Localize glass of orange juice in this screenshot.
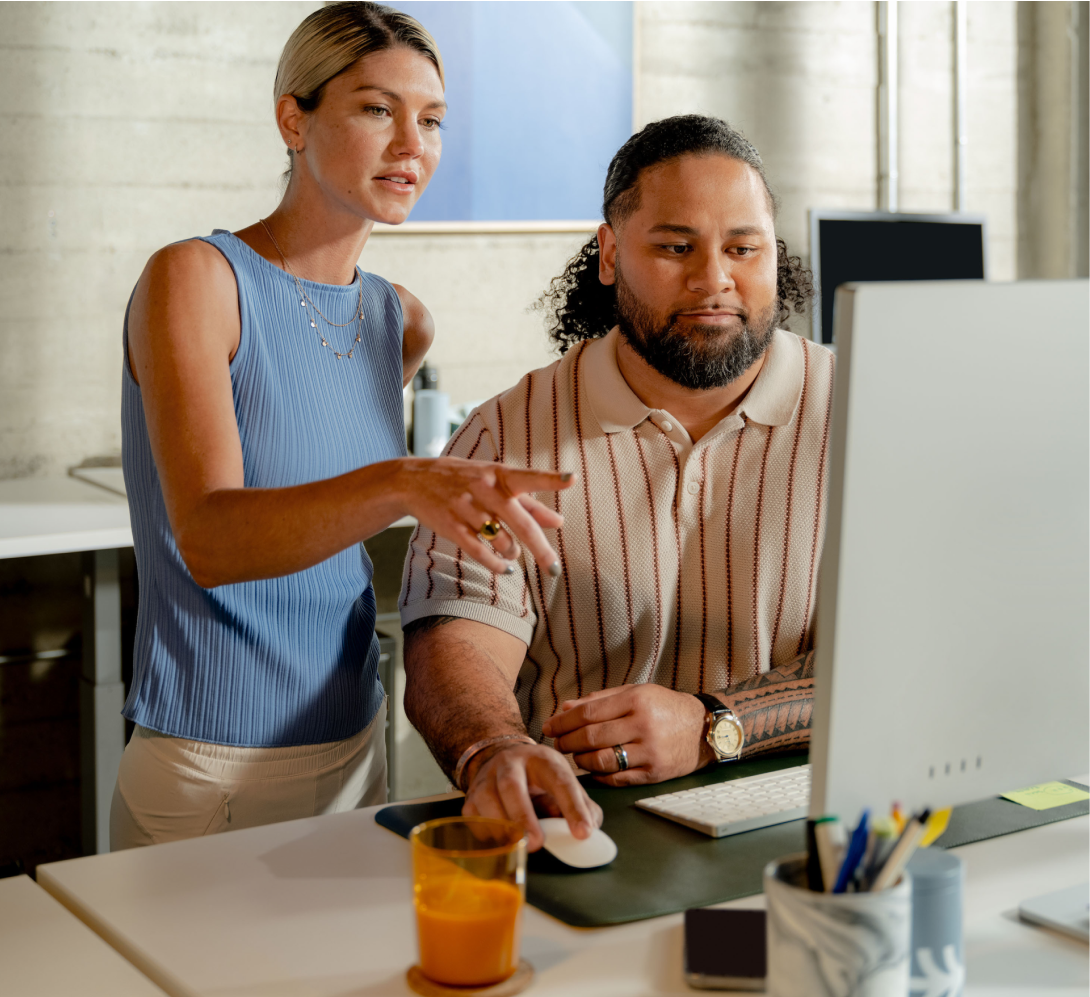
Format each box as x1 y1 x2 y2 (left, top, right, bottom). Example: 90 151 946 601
408 816 530 994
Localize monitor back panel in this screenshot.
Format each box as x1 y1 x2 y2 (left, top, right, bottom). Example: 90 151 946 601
810 280 1090 822
809 212 986 344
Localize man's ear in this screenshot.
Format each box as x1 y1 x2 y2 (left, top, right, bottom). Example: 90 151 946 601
598 223 617 286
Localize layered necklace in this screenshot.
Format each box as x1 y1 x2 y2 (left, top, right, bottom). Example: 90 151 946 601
260 218 363 360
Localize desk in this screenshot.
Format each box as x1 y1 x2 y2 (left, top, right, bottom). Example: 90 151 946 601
0 873 166 995
0 475 132 855
37 795 1088 996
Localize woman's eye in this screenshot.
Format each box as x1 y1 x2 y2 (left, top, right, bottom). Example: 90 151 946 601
365 105 390 118
733 247 755 256
421 117 442 130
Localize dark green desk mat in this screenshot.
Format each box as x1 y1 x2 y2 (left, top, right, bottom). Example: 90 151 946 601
928 778 1089 849
375 756 1089 928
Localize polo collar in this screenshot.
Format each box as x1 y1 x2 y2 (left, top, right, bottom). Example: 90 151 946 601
582 326 806 434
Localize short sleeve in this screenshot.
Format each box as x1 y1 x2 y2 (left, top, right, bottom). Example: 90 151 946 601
398 409 537 645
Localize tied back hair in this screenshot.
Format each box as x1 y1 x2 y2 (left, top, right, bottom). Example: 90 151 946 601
274 2 443 189
537 115 814 354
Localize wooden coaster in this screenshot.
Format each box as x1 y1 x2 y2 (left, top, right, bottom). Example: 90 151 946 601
406 960 534 996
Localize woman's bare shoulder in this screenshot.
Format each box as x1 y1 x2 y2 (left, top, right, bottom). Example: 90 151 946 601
138 238 237 300
128 239 241 377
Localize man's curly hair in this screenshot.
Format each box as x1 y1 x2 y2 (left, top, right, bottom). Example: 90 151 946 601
537 115 814 353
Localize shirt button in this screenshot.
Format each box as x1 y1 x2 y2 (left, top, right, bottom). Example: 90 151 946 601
686 480 700 495
661 420 673 432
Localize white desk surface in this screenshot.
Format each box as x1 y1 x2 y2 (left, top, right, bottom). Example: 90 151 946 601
0 476 132 559
0 873 166 996
36 794 1089 997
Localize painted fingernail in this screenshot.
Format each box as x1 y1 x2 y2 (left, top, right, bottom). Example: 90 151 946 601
548 561 562 577
560 472 574 482
504 563 516 575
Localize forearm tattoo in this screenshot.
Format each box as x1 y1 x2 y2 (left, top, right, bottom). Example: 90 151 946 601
716 650 816 759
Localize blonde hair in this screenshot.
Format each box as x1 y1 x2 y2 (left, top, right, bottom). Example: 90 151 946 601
275 2 444 175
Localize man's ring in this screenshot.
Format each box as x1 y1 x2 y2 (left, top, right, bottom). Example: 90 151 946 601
612 744 630 772
480 519 502 540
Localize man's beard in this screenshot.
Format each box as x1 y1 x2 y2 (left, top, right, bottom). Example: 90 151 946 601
614 264 777 391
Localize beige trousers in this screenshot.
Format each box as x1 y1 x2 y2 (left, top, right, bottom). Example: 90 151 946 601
110 700 387 851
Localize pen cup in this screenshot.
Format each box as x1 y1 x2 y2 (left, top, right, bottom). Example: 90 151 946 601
408 817 533 996
764 854 911 997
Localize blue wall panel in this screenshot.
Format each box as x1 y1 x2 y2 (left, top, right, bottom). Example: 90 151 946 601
393 1 632 221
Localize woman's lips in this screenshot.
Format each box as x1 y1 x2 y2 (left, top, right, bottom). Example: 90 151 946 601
374 169 419 194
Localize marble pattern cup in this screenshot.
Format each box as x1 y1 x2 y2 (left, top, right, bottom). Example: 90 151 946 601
764 854 912 997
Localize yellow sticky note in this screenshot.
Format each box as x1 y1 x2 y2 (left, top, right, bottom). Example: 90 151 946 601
1001 781 1090 811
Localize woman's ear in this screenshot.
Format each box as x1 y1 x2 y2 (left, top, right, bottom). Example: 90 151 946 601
276 93 307 154
598 223 617 286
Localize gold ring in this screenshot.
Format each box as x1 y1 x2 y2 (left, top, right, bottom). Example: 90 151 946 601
479 519 502 540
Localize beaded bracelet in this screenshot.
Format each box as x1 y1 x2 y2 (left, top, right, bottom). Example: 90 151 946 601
453 734 535 792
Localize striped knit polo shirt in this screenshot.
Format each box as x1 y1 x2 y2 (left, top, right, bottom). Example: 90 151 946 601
399 326 835 741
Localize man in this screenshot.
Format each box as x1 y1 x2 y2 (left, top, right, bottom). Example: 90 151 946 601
399 115 833 848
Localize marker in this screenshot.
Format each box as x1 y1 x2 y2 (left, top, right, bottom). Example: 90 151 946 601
918 807 951 847
814 818 843 893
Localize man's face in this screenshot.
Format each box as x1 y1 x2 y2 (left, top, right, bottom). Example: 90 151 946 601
599 154 779 390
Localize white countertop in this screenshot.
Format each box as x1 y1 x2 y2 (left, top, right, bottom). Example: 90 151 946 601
0 874 166 996
36 795 1089 997
0 476 132 558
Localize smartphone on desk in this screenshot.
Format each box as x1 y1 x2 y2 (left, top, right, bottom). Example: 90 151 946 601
684 908 766 990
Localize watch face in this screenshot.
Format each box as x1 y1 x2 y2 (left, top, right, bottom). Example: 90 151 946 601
711 717 743 756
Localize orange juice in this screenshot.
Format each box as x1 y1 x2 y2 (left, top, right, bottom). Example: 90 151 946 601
415 874 523 986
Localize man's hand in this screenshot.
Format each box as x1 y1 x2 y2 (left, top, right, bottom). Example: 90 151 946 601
462 742 603 852
541 684 711 786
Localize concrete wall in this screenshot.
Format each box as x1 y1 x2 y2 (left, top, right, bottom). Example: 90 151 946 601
1017 1 1090 279
0 1 1042 482
638 1 1020 288
0 1 321 479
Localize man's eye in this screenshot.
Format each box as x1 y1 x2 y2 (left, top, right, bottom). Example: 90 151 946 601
664 245 689 255
733 247 755 256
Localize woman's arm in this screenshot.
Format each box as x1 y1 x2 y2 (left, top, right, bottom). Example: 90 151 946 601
394 283 434 387
128 242 572 589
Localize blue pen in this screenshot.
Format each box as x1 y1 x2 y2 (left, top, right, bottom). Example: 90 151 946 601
832 809 870 894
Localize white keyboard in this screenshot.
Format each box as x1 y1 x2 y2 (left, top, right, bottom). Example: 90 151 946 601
635 764 811 838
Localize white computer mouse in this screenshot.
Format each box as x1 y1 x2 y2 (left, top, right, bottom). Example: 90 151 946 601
537 818 618 869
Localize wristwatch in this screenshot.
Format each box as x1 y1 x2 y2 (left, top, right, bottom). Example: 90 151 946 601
694 692 745 762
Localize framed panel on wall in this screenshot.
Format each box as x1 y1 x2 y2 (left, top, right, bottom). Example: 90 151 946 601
390 1 633 226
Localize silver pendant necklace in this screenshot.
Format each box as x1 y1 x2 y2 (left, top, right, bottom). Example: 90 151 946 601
260 218 363 360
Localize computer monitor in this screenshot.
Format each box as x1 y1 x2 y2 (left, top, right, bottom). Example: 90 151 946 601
809 211 987 345
809 279 1090 822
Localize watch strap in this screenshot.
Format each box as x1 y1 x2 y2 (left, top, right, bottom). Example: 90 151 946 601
693 692 729 716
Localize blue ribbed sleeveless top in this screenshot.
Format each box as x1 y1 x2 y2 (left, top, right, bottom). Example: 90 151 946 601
121 230 406 746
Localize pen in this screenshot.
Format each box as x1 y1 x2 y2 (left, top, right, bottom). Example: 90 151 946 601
860 816 899 889
832 809 870 894
870 808 930 892
806 819 824 891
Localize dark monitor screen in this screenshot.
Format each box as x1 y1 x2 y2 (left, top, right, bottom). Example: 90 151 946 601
812 214 986 343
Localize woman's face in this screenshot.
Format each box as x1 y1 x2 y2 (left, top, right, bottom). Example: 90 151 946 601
283 46 445 225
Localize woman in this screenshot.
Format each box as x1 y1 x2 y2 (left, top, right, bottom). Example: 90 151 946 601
111 2 572 849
